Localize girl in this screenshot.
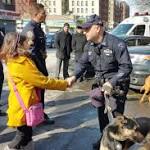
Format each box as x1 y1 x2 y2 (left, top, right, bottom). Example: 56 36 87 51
1 32 70 150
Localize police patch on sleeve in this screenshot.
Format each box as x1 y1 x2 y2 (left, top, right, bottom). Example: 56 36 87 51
118 42 125 50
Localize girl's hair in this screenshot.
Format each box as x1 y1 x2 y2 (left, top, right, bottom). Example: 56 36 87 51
0 32 30 60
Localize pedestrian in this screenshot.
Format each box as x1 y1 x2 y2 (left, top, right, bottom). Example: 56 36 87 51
22 3 54 124
72 25 87 82
0 28 6 116
55 23 72 79
1 32 71 150
67 14 132 150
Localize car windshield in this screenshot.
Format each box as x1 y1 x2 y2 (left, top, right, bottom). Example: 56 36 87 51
111 24 134 36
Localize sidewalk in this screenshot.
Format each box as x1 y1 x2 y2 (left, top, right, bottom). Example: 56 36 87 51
0 50 150 150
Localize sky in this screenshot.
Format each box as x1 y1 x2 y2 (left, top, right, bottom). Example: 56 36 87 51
121 0 150 16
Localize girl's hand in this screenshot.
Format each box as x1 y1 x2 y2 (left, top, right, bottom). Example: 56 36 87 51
65 76 76 87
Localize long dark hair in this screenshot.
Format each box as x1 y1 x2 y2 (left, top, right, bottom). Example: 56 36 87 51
0 32 31 61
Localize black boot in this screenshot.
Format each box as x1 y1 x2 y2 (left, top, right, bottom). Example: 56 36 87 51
43 113 55 125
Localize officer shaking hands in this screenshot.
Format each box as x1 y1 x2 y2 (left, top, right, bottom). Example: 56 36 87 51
68 14 132 150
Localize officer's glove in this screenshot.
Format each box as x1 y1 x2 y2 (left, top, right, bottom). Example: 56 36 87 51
102 82 113 96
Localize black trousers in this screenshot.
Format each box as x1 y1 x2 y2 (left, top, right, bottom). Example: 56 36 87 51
9 125 32 149
97 96 126 133
96 80 130 133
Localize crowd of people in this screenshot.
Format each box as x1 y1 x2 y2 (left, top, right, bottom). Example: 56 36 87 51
0 3 132 150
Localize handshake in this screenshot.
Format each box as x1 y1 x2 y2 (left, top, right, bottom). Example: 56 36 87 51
65 76 114 96
65 76 77 87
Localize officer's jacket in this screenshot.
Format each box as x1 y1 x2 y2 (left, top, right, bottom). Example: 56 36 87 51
75 32 132 87
22 20 48 76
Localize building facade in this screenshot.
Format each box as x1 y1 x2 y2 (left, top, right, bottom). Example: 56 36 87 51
0 0 20 32
37 0 69 15
120 1 129 21
69 0 99 17
108 0 129 29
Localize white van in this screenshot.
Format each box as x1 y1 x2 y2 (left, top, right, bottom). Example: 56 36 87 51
111 14 150 37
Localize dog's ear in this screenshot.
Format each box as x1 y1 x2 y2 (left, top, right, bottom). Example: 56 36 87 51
108 125 119 134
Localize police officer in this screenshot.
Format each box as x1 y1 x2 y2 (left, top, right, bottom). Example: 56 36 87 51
22 3 54 124
72 25 87 81
68 14 132 149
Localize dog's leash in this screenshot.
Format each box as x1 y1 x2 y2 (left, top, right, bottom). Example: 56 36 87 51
104 94 114 122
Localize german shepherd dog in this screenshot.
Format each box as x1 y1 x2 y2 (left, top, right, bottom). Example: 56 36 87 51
140 75 150 103
99 116 150 150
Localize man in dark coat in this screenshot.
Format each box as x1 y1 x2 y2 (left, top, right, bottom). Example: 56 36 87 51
55 23 72 79
22 3 54 124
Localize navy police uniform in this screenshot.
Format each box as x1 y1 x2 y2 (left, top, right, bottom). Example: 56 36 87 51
75 32 132 132
22 20 48 108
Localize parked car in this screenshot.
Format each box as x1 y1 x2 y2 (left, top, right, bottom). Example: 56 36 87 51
46 32 55 48
128 46 150 90
119 35 150 47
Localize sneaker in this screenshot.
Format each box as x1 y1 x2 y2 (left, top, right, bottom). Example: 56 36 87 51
43 113 55 125
0 110 6 116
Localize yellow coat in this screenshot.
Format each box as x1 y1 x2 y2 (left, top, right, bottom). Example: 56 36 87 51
7 56 67 127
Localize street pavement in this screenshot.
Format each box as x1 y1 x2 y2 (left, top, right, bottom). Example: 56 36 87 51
0 49 150 150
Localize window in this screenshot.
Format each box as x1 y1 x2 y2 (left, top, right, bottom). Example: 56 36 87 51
49 1 51 5
77 8 80 13
85 1 88 6
91 8 94 13
126 39 137 46
49 8 51 13
138 38 150 46
54 8 56 13
2 0 12 4
81 1 83 6
111 24 134 36
72 8 74 13
81 8 83 13
72 1 74 6
53 1 55 6
92 1 94 6
85 8 88 13
7 0 12 4
131 25 145 35
2 0 7 3
77 1 80 6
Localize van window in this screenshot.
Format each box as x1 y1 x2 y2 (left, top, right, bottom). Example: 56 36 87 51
131 25 145 35
126 39 137 46
138 38 150 45
111 24 133 36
